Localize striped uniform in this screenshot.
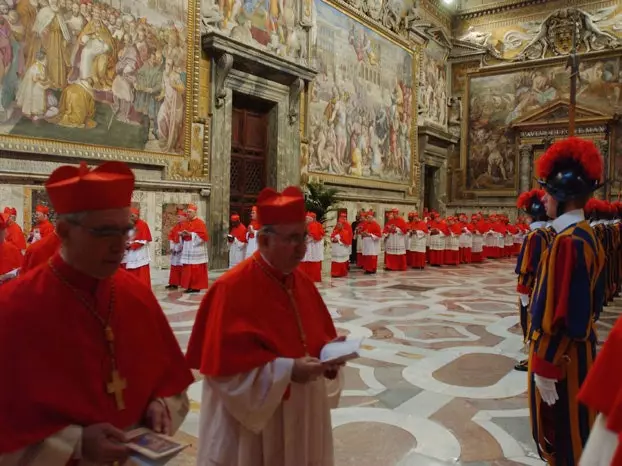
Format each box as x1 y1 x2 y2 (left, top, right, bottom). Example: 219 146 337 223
515 224 554 341
528 219 605 466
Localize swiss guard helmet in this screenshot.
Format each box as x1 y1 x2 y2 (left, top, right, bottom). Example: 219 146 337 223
536 137 603 203
516 189 548 222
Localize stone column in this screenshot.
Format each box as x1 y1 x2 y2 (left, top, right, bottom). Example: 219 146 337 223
438 160 448 215
595 139 609 200
518 144 533 193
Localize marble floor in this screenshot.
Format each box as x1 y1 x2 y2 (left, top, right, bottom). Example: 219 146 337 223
153 258 622 466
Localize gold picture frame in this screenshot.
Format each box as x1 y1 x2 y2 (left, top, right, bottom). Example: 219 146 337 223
307 0 420 194
460 48 622 197
0 0 206 180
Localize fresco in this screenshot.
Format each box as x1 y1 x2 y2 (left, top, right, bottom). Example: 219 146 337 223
466 57 622 190
0 0 188 154
161 202 188 255
419 41 447 127
308 0 414 184
201 0 305 61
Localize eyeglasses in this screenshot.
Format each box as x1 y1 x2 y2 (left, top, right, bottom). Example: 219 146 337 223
70 221 134 238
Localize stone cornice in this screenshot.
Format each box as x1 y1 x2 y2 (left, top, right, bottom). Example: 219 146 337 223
456 0 551 20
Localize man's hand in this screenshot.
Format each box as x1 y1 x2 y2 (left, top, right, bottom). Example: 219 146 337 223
144 399 171 435
81 423 129 464
291 356 324 384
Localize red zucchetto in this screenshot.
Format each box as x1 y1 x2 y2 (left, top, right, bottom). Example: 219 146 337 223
256 187 305 225
45 161 134 214
35 205 49 215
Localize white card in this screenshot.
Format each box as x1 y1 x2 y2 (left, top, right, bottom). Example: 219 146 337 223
320 338 363 364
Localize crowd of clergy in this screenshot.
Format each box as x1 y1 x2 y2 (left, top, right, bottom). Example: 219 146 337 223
3 137 622 466
225 205 538 282
0 202 210 293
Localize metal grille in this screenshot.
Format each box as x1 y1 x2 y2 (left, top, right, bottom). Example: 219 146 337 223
245 159 264 194
230 157 243 194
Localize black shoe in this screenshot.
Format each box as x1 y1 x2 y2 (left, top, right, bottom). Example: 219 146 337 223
165 285 178 290
514 360 528 372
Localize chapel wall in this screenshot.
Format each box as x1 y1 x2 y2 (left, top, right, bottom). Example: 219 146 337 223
449 0 622 213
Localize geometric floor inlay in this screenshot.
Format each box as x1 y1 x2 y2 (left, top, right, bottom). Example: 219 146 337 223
151 258 621 466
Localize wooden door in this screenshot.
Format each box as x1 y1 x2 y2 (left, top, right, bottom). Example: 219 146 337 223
230 107 268 225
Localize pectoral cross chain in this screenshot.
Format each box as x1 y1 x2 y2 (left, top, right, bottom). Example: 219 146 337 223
107 369 127 410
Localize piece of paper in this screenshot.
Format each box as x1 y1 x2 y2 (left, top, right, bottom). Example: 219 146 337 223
126 428 189 460
320 338 362 364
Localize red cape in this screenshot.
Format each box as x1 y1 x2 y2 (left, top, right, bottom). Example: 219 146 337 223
184 217 209 242
0 254 193 453
186 252 337 376
5 222 26 251
22 232 61 273
129 219 152 250
230 224 247 243
307 221 325 241
0 241 22 276
364 220 381 236
331 226 352 245
36 220 55 238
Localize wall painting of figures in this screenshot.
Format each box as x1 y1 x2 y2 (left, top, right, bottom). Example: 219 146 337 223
465 55 622 192
308 0 415 186
419 40 447 128
0 0 192 157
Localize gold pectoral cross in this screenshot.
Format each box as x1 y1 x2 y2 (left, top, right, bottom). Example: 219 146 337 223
107 369 127 410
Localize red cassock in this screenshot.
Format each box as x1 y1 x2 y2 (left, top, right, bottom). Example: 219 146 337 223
181 217 209 290
428 221 448 266
384 218 408 271
0 253 194 454
22 232 62 274
408 221 428 269
491 222 506 258
124 218 152 286
299 221 324 283
445 223 462 266
168 222 185 287
460 223 473 264
0 241 22 280
186 252 337 379
330 225 352 278
578 321 622 466
362 221 381 273
356 220 367 268
5 222 26 251
36 220 55 239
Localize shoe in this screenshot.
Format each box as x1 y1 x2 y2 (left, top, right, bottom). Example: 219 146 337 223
514 360 528 372
165 285 178 290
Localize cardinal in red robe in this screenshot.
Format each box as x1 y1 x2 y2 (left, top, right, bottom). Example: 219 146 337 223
298 212 325 282
3 207 26 252
0 161 193 465
186 186 344 465
407 212 428 269
0 213 22 286
167 208 187 289
330 213 352 278
361 211 382 274
121 207 152 287
180 204 209 292
28 204 55 244
428 213 449 266
228 213 248 269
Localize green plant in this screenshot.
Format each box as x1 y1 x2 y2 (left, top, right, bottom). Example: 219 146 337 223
303 181 339 223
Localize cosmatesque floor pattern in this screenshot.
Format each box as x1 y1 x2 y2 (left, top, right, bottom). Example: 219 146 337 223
153 258 622 466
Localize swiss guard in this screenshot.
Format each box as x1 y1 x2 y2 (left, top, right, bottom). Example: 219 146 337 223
514 189 553 372
528 137 605 466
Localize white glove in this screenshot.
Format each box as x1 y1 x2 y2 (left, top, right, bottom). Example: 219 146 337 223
519 293 530 307
580 414 618 466
534 374 558 406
